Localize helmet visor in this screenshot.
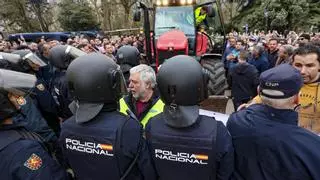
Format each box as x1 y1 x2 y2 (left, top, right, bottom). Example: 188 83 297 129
0 52 21 64
0 69 37 96
23 52 47 67
65 45 87 59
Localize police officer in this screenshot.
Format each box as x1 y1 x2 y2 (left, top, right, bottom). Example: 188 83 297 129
48 45 86 121
0 52 57 142
119 64 164 128
145 55 234 180
11 50 61 135
227 64 320 179
116 45 141 85
59 53 157 180
0 69 69 180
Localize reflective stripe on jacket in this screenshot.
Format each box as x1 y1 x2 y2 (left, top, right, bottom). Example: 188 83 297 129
119 98 164 128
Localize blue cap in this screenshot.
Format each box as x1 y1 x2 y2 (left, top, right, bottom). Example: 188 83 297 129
259 64 303 99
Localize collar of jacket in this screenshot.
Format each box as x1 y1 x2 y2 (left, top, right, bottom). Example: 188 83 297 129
268 49 279 55
124 88 161 119
247 104 298 125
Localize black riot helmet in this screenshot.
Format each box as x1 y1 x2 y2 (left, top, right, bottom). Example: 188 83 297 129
67 53 127 124
0 69 37 122
0 52 23 72
12 50 47 72
157 55 206 128
116 45 140 66
48 45 86 70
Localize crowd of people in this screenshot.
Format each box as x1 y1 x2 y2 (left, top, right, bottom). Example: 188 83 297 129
224 30 320 110
0 33 145 62
0 28 320 180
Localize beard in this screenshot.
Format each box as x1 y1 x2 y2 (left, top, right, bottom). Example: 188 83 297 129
132 83 146 101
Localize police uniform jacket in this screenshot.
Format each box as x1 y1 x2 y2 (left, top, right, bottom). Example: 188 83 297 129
34 66 61 135
227 104 320 180
59 106 157 180
0 125 68 180
146 114 234 180
51 70 73 119
13 96 57 143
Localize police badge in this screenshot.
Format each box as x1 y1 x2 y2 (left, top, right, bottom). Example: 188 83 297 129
24 153 43 171
16 96 26 106
36 83 45 91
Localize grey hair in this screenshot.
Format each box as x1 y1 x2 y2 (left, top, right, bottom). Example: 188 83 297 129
254 45 265 55
281 45 294 56
130 64 156 88
260 90 296 109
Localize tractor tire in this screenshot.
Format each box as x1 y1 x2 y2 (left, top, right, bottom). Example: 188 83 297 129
202 61 228 95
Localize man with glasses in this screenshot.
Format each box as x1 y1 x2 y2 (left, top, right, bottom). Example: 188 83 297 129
298 34 311 47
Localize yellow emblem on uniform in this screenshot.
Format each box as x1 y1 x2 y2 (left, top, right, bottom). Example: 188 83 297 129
16 96 26 106
36 84 45 91
24 153 43 171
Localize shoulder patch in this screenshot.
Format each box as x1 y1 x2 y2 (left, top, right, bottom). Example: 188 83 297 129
36 84 45 91
24 153 43 171
16 96 26 106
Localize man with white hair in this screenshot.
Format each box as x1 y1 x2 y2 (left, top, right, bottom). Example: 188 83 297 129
227 64 320 180
119 64 164 128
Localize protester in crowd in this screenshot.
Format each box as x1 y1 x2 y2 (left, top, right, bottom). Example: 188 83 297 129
275 44 294 66
248 45 269 74
266 38 279 68
228 50 259 110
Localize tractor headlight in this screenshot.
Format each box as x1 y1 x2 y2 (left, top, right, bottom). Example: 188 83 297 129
162 0 169 6
187 0 193 4
156 0 161 6
180 0 186 5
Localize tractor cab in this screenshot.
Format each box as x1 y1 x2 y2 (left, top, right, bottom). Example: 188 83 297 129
135 0 225 66
154 5 202 67
135 0 229 107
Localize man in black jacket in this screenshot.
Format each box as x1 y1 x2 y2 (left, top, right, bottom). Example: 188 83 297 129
267 38 279 68
228 50 259 110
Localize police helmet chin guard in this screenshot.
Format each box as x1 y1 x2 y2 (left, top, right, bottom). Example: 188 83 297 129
157 55 205 128
49 45 86 70
67 53 127 124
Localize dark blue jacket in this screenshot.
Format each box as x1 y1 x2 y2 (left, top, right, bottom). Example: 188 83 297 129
51 70 73 120
0 125 68 180
267 49 279 69
146 114 234 180
35 66 61 135
227 104 320 180
248 54 269 74
227 62 259 103
13 96 57 142
59 109 157 180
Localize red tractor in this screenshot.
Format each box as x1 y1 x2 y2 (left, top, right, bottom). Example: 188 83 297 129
134 0 228 97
